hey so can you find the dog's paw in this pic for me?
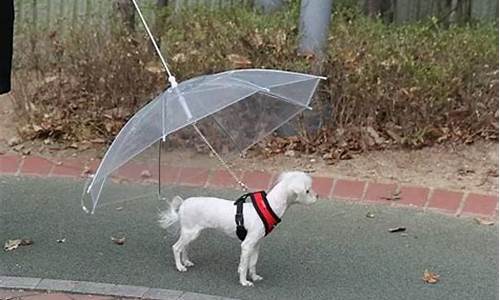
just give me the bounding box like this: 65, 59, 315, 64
240, 280, 254, 287
184, 260, 195, 267
251, 274, 263, 281
176, 265, 187, 272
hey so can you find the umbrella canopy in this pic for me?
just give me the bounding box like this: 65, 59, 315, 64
86, 69, 324, 212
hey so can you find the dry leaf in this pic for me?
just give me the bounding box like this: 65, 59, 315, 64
146, 64, 163, 74
81, 166, 92, 176
381, 191, 401, 201
20, 239, 33, 246
89, 138, 106, 144
422, 270, 440, 284
284, 150, 296, 157
474, 217, 495, 226
111, 236, 126, 245
486, 169, 498, 177
227, 54, 252, 68
4, 239, 21, 251
4, 239, 33, 251
172, 53, 187, 63
388, 226, 406, 233
366, 126, 384, 145
140, 170, 152, 179
366, 212, 375, 218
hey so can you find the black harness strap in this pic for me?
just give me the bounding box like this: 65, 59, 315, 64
234, 193, 250, 241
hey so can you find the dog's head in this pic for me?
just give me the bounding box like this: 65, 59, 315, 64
278, 171, 318, 205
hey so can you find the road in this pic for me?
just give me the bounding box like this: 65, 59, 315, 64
1, 176, 498, 300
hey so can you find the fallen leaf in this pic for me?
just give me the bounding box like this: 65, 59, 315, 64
172, 53, 187, 63
486, 169, 498, 177
20, 239, 33, 246
4, 239, 21, 251
457, 168, 475, 176
381, 191, 401, 201
111, 236, 126, 245
89, 138, 106, 144
227, 54, 252, 68
4, 239, 33, 251
284, 150, 296, 157
366, 126, 384, 145
140, 170, 152, 179
12, 144, 24, 152
388, 226, 406, 233
81, 166, 92, 176
474, 217, 495, 226
8, 137, 21, 146
32, 124, 44, 132
422, 270, 440, 284
145, 63, 163, 74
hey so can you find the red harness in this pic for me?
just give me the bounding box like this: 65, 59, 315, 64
234, 191, 281, 241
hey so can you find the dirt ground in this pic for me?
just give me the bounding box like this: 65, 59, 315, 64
1, 93, 498, 194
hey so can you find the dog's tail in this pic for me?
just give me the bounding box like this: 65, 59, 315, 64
159, 195, 183, 230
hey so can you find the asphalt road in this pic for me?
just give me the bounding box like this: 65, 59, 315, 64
1, 176, 498, 300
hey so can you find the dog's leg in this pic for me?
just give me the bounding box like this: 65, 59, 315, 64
173, 228, 200, 272
249, 243, 263, 281
181, 229, 201, 267
238, 239, 257, 286
181, 249, 195, 267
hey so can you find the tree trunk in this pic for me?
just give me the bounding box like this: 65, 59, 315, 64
297, 0, 333, 59
367, 0, 381, 17
254, 0, 285, 14
114, 0, 135, 33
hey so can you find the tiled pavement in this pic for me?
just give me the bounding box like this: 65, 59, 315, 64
0, 276, 237, 300
0, 154, 498, 218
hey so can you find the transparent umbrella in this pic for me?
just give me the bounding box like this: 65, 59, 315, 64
83, 1, 325, 213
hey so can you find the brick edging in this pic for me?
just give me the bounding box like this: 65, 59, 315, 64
1, 154, 498, 218
0, 275, 238, 300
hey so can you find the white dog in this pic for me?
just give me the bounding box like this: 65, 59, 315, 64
159, 171, 317, 286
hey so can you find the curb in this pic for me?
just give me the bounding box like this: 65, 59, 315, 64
0, 276, 239, 300
0, 154, 498, 218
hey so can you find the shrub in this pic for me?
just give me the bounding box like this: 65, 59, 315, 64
12, 5, 498, 158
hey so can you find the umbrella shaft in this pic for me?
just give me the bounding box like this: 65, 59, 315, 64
130, 0, 173, 79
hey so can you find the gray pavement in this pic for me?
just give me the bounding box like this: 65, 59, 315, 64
1, 176, 498, 300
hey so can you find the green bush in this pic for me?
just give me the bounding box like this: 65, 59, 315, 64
12, 5, 498, 156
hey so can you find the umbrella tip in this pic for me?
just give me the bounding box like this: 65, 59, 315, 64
168, 76, 178, 88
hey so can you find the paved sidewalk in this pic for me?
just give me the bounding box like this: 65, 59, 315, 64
1, 176, 498, 300
0, 154, 498, 217
0, 288, 125, 300
0, 278, 235, 300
